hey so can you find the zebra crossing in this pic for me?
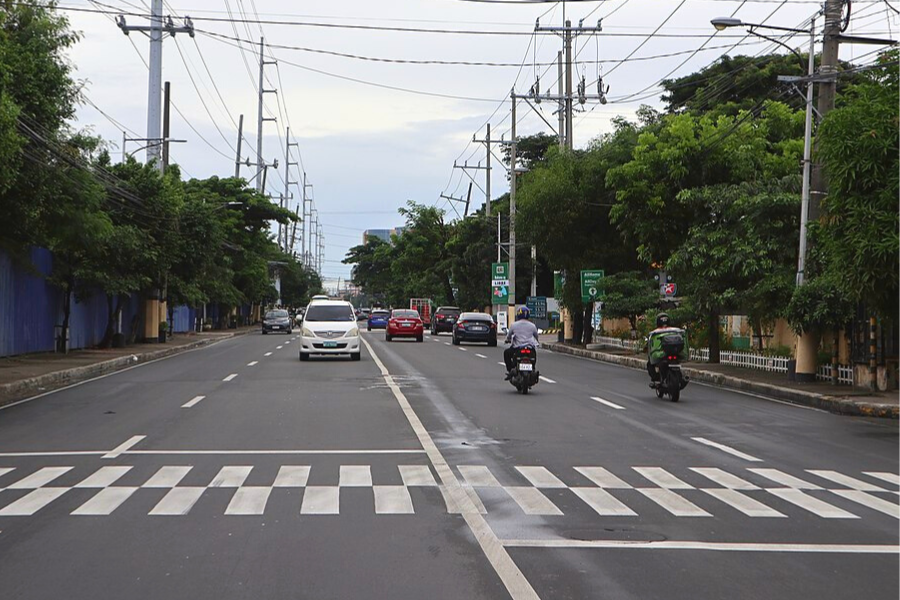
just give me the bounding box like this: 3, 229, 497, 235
0, 463, 896, 520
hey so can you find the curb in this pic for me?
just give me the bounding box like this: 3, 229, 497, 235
543, 342, 899, 419
0, 330, 252, 408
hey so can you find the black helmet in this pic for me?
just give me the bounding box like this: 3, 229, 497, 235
656, 313, 670, 328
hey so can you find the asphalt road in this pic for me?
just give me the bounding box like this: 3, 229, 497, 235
0, 329, 896, 599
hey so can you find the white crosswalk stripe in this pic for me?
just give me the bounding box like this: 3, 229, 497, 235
807, 470, 888, 492
766, 488, 859, 519
863, 471, 900, 486
0, 463, 894, 521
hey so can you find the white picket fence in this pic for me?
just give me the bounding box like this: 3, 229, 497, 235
690, 348, 791, 373
594, 336, 642, 352
816, 364, 855, 386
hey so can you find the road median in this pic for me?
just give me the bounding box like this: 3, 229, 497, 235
543, 342, 898, 419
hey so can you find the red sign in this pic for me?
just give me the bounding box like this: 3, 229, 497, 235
664, 283, 676, 296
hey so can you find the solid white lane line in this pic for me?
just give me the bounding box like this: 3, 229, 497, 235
637, 488, 712, 517
102, 435, 146, 459
142, 466, 192, 488
264, 352, 273, 356
0, 488, 69, 516
273, 466, 310, 488
575, 467, 632, 489
225, 487, 272, 515
702, 488, 786, 517
807, 470, 888, 492
830, 490, 899, 518
516, 466, 567, 489
634, 467, 693, 489
690, 468, 759, 490
399, 465, 438, 487
339, 465, 372, 487
71, 487, 138, 515
149, 487, 205, 516
749, 468, 822, 490
459, 465, 502, 487
209, 466, 253, 488
501, 539, 900, 554
181, 395, 206, 408
300, 486, 340, 514
691, 437, 763, 462
222, 374, 238, 382
247, 361, 259, 366
476, 354, 488, 359
504, 487, 563, 516
572, 487, 637, 516
442, 485, 488, 515
6, 466, 73, 489
591, 396, 625, 410
864, 471, 900, 486
766, 488, 859, 518
75, 466, 132, 488
539, 376, 556, 384
127, 449, 425, 455
360, 335, 540, 600
374, 485, 415, 514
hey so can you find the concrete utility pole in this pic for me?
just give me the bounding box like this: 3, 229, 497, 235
471, 125, 493, 216
256, 37, 277, 192
282, 126, 299, 253
564, 20, 574, 150
234, 114, 244, 178
317, 224, 325, 274
161, 81, 171, 172
795, 0, 843, 383
558, 51, 565, 149
301, 174, 312, 267
116, 1, 193, 172
508, 89, 517, 323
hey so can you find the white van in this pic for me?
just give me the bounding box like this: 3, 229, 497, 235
299, 300, 361, 361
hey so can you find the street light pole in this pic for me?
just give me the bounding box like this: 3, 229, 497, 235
797, 18, 816, 286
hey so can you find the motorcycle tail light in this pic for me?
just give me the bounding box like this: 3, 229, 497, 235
668, 355, 677, 360
521, 348, 531, 354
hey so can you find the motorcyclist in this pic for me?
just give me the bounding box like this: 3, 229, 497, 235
646, 312, 679, 383
504, 306, 540, 379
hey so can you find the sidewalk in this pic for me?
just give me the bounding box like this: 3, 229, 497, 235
0, 327, 256, 408
541, 337, 898, 419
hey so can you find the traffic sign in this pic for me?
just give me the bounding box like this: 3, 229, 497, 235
491, 262, 509, 305
662, 283, 676, 297
581, 269, 605, 303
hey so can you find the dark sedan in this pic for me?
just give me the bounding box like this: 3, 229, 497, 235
451, 312, 497, 346
367, 310, 390, 331
431, 306, 461, 334
262, 309, 292, 334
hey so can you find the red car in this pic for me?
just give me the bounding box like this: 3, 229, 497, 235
386, 309, 424, 342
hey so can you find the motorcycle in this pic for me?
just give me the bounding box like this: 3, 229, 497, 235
507, 345, 540, 394
648, 331, 690, 402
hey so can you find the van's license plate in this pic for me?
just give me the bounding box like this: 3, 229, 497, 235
519, 363, 533, 371
323, 341, 337, 348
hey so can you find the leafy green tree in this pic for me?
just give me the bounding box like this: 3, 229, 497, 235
598, 271, 658, 333
814, 51, 899, 319
502, 132, 558, 173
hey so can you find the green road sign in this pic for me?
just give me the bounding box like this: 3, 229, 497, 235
491, 262, 509, 305
581, 269, 605, 303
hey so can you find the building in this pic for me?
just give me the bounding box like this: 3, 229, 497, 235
362, 227, 405, 245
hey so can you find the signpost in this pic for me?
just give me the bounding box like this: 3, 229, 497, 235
580, 269, 605, 303
491, 262, 509, 305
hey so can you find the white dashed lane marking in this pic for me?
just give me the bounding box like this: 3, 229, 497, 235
539, 376, 556, 384
591, 396, 625, 410
181, 396, 205, 408
475, 354, 487, 359
247, 361, 258, 367
223, 374, 238, 382
264, 352, 273, 356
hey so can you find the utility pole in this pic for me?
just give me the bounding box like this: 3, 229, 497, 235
256, 37, 277, 192
234, 114, 244, 178
557, 51, 565, 149
472, 125, 493, 216
508, 89, 517, 324
564, 20, 573, 150
301, 174, 312, 267
116, 1, 193, 171
795, 0, 843, 383
318, 224, 325, 274
282, 126, 299, 252
161, 81, 171, 172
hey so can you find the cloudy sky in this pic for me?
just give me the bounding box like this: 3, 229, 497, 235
62, 0, 897, 280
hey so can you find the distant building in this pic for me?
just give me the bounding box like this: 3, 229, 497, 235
362, 227, 405, 245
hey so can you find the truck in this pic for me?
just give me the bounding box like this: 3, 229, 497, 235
409, 298, 432, 328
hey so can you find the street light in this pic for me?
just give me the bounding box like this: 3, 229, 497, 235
710, 15, 816, 287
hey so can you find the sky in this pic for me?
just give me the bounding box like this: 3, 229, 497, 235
61, 0, 898, 280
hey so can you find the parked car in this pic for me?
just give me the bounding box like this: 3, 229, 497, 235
262, 309, 292, 334
299, 300, 360, 361
386, 309, 424, 342
367, 309, 390, 331
431, 306, 461, 334
452, 312, 497, 346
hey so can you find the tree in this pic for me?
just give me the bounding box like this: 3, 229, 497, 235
598, 271, 658, 334
814, 51, 899, 319
502, 132, 558, 173
0, 1, 81, 262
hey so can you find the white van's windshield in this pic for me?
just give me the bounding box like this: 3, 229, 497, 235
304, 305, 355, 322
